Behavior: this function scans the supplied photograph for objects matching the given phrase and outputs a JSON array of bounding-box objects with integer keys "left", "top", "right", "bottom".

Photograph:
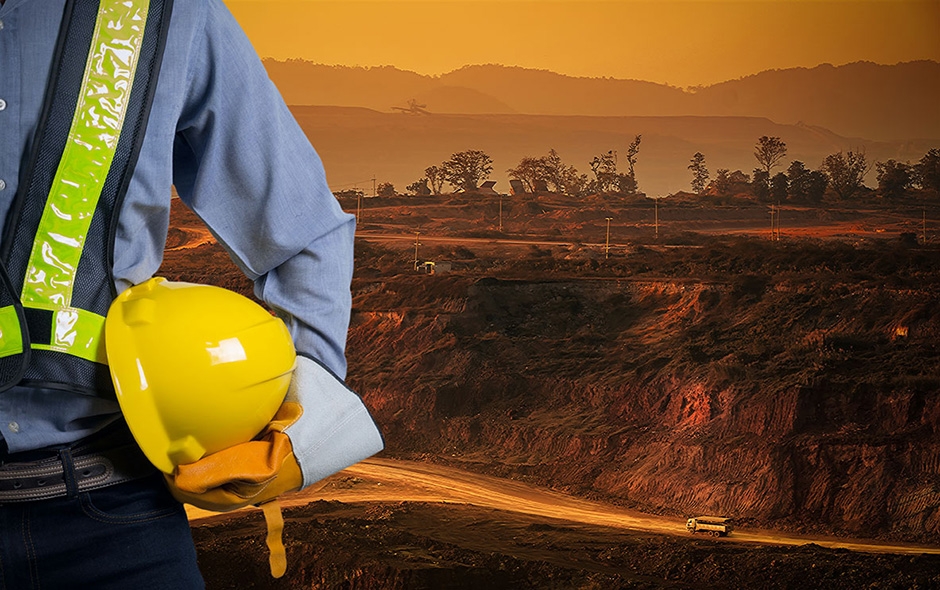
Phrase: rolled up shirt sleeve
[{"left": 170, "top": 0, "right": 353, "bottom": 378}]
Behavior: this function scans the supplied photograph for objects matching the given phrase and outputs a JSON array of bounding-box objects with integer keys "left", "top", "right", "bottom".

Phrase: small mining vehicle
[{"left": 686, "top": 516, "right": 733, "bottom": 537}]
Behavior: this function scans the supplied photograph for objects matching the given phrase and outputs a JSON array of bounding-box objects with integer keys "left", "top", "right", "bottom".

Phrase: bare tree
[
  {"left": 625, "top": 135, "right": 642, "bottom": 179},
  {"left": 754, "top": 136, "right": 788, "bottom": 178},
  {"left": 424, "top": 165, "right": 444, "bottom": 195},
  {"left": 688, "top": 152, "right": 709, "bottom": 194}
]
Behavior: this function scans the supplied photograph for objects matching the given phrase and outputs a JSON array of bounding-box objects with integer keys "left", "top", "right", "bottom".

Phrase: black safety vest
[{"left": 0, "top": 0, "right": 173, "bottom": 396}]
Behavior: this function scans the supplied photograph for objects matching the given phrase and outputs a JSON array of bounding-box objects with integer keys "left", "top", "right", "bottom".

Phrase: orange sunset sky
[{"left": 224, "top": 0, "right": 940, "bottom": 87}]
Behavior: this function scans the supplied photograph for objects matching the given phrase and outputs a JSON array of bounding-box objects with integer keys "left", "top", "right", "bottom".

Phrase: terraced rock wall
[{"left": 349, "top": 275, "right": 940, "bottom": 542}]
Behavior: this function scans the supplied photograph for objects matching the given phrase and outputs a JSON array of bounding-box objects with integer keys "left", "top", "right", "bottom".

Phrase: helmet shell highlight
[{"left": 106, "top": 277, "right": 296, "bottom": 473}]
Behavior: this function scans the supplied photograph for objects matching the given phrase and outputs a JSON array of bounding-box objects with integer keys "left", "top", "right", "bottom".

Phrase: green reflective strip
[
  {"left": 0, "top": 305, "right": 24, "bottom": 358},
  {"left": 27, "top": 305, "right": 108, "bottom": 365},
  {"left": 21, "top": 0, "right": 150, "bottom": 308}
]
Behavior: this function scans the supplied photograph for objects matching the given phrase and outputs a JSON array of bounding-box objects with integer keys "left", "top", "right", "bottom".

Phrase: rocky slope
[
  {"left": 347, "top": 237, "right": 940, "bottom": 543},
  {"left": 159, "top": 197, "right": 940, "bottom": 545}
]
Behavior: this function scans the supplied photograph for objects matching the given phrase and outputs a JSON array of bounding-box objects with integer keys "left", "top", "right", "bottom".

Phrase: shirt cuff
[{"left": 282, "top": 354, "right": 384, "bottom": 488}]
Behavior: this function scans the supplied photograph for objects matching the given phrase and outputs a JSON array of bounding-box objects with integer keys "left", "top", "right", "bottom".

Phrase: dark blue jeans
[{"left": 0, "top": 472, "right": 205, "bottom": 589}]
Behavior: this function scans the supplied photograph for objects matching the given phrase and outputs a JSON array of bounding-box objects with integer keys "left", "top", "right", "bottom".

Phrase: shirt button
[
  {"left": 0, "top": 99, "right": 6, "bottom": 111},
  {"left": 0, "top": 21, "right": 4, "bottom": 31},
  {"left": 0, "top": 179, "right": 6, "bottom": 191},
  {"left": 8, "top": 421, "right": 19, "bottom": 433}
]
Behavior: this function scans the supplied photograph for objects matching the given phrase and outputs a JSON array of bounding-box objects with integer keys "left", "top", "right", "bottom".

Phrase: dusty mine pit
[{"left": 162, "top": 194, "right": 940, "bottom": 588}]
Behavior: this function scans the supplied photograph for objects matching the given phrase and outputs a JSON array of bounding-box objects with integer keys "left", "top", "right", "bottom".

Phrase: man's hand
[
  {"left": 165, "top": 402, "right": 304, "bottom": 512},
  {"left": 164, "top": 355, "right": 384, "bottom": 512}
]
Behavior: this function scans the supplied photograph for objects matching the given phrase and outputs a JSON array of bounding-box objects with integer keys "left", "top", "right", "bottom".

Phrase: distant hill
[
  {"left": 289, "top": 106, "right": 936, "bottom": 197},
  {"left": 437, "top": 65, "right": 692, "bottom": 117},
  {"left": 263, "top": 62, "right": 437, "bottom": 110},
  {"left": 264, "top": 60, "right": 940, "bottom": 142},
  {"left": 689, "top": 61, "right": 940, "bottom": 143}
]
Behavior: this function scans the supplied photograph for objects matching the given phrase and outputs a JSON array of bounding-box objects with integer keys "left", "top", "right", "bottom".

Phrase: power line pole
[
  {"left": 605, "top": 217, "right": 613, "bottom": 259},
  {"left": 372, "top": 177, "right": 376, "bottom": 197},
  {"left": 499, "top": 195, "right": 503, "bottom": 232},
  {"left": 770, "top": 204, "right": 776, "bottom": 241},
  {"left": 654, "top": 198, "right": 659, "bottom": 239},
  {"left": 413, "top": 231, "right": 420, "bottom": 270}
]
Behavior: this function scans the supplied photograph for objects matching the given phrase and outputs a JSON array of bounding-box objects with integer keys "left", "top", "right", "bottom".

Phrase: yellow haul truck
[{"left": 686, "top": 516, "right": 733, "bottom": 537}]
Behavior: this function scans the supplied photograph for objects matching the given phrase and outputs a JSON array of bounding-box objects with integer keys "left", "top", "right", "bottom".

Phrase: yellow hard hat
[{"left": 105, "top": 277, "right": 296, "bottom": 473}]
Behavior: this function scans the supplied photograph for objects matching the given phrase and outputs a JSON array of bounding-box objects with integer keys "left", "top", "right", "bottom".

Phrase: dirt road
[
  {"left": 356, "top": 231, "right": 577, "bottom": 248},
  {"left": 187, "top": 457, "right": 940, "bottom": 556}
]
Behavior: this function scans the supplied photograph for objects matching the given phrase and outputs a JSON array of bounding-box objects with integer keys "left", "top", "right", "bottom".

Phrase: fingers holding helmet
[
  {"left": 106, "top": 277, "right": 383, "bottom": 514},
  {"left": 165, "top": 401, "right": 305, "bottom": 511}
]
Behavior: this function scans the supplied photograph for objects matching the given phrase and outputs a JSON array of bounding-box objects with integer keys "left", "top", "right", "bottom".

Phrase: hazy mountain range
[
  {"left": 266, "top": 60, "right": 940, "bottom": 142},
  {"left": 266, "top": 60, "right": 939, "bottom": 195}
]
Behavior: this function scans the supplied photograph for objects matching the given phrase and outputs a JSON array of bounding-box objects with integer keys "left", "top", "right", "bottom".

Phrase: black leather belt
[{"left": 0, "top": 427, "right": 156, "bottom": 503}]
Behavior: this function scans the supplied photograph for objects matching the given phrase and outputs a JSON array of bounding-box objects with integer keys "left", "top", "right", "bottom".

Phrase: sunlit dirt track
[
  {"left": 165, "top": 226, "right": 215, "bottom": 251},
  {"left": 188, "top": 457, "right": 940, "bottom": 556}
]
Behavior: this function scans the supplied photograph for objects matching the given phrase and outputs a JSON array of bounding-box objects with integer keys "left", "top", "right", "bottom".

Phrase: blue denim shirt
[{"left": 0, "top": 0, "right": 356, "bottom": 452}]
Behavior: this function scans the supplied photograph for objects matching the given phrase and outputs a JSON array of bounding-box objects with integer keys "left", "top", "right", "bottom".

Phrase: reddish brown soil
[
  {"left": 162, "top": 194, "right": 940, "bottom": 587},
  {"left": 191, "top": 501, "right": 940, "bottom": 589}
]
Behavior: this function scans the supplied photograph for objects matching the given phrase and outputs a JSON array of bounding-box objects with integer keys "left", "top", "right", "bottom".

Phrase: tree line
[
  {"left": 337, "top": 137, "right": 938, "bottom": 203},
  {"left": 388, "top": 135, "right": 645, "bottom": 198},
  {"left": 690, "top": 137, "right": 940, "bottom": 203}
]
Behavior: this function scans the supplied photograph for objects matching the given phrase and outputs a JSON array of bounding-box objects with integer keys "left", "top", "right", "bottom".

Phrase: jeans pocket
[{"left": 79, "top": 472, "right": 183, "bottom": 524}]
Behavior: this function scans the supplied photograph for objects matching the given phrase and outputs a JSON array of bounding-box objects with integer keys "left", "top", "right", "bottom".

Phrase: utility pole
[
  {"left": 499, "top": 194, "right": 503, "bottom": 232},
  {"left": 775, "top": 202, "right": 781, "bottom": 241},
  {"left": 924, "top": 209, "right": 928, "bottom": 245},
  {"left": 654, "top": 198, "right": 659, "bottom": 239},
  {"left": 770, "top": 204, "right": 776, "bottom": 241},
  {"left": 605, "top": 217, "right": 613, "bottom": 259},
  {"left": 413, "top": 231, "right": 420, "bottom": 270},
  {"left": 372, "top": 177, "right": 376, "bottom": 198},
  {"left": 356, "top": 191, "right": 362, "bottom": 225}
]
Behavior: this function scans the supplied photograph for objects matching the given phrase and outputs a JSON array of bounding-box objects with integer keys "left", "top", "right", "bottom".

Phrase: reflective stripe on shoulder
[{"left": 19, "top": 0, "right": 150, "bottom": 363}]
